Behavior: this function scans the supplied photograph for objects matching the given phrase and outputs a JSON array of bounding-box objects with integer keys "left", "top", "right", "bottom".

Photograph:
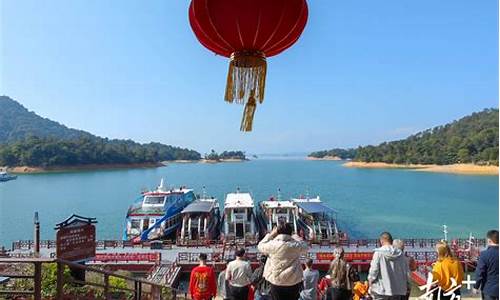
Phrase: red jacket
[{"left": 189, "top": 265, "right": 217, "bottom": 300}]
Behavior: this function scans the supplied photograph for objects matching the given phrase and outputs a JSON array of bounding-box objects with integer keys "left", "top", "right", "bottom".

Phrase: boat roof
[
  {"left": 143, "top": 188, "right": 193, "bottom": 196},
  {"left": 291, "top": 196, "right": 321, "bottom": 202},
  {"left": 143, "top": 178, "right": 192, "bottom": 195},
  {"left": 296, "top": 201, "right": 337, "bottom": 214},
  {"left": 260, "top": 200, "right": 296, "bottom": 209},
  {"left": 225, "top": 193, "right": 254, "bottom": 208},
  {"left": 182, "top": 199, "right": 217, "bottom": 214}
]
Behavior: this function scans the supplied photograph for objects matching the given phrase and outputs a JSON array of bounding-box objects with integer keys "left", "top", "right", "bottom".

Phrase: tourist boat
[
  {"left": 124, "top": 179, "right": 195, "bottom": 241},
  {"left": 0, "top": 171, "right": 17, "bottom": 182},
  {"left": 179, "top": 196, "right": 221, "bottom": 241},
  {"left": 292, "top": 196, "right": 344, "bottom": 243},
  {"left": 221, "top": 191, "right": 261, "bottom": 241},
  {"left": 258, "top": 198, "right": 299, "bottom": 234}
]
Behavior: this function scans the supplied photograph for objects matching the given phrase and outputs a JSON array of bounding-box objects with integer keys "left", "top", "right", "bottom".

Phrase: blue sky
[{"left": 1, "top": 0, "right": 498, "bottom": 154}]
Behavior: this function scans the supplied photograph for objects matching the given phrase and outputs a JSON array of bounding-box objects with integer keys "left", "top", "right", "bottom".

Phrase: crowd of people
[{"left": 189, "top": 225, "right": 499, "bottom": 300}]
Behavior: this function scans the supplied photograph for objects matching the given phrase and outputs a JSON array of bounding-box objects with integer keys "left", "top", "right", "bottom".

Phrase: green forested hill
[
  {"left": 310, "top": 108, "right": 499, "bottom": 165},
  {"left": 0, "top": 96, "right": 201, "bottom": 167},
  {"left": 308, "top": 148, "right": 357, "bottom": 160},
  {"left": 204, "top": 150, "right": 247, "bottom": 160},
  {"left": 0, "top": 96, "right": 93, "bottom": 142}
]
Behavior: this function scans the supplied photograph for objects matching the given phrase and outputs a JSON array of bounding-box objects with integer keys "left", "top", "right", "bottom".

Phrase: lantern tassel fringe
[
  {"left": 225, "top": 52, "right": 267, "bottom": 105},
  {"left": 240, "top": 96, "right": 257, "bottom": 132}
]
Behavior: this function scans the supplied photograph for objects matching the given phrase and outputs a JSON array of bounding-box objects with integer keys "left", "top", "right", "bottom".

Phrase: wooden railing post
[
  {"left": 137, "top": 282, "right": 142, "bottom": 300},
  {"left": 152, "top": 285, "right": 160, "bottom": 300},
  {"left": 104, "top": 274, "right": 110, "bottom": 300},
  {"left": 134, "top": 281, "right": 139, "bottom": 300},
  {"left": 34, "top": 261, "right": 42, "bottom": 300},
  {"left": 56, "top": 262, "right": 64, "bottom": 300}
]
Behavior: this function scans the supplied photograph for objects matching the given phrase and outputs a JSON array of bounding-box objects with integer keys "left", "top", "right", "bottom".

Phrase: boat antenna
[
  {"left": 442, "top": 225, "right": 448, "bottom": 241},
  {"left": 158, "top": 178, "right": 165, "bottom": 191},
  {"left": 277, "top": 188, "right": 281, "bottom": 201}
]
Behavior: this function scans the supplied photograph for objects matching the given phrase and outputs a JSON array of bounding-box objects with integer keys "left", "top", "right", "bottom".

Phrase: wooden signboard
[{"left": 55, "top": 215, "right": 97, "bottom": 262}]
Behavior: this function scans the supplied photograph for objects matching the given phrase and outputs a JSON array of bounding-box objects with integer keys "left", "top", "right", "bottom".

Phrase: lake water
[{"left": 0, "top": 159, "right": 498, "bottom": 246}]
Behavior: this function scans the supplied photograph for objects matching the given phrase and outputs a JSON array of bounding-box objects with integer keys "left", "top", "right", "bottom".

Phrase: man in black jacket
[{"left": 474, "top": 230, "right": 499, "bottom": 300}]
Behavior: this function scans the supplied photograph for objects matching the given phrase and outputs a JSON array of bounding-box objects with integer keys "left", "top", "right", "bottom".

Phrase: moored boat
[
  {"left": 0, "top": 171, "right": 17, "bottom": 182},
  {"left": 293, "top": 196, "right": 345, "bottom": 243},
  {"left": 124, "top": 179, "right": 194, "bottom": 242},
  {"left": 221, "top": 190, "right": 260, "bottom": 241},
  {"left": 179, "top": 196, "right": 221, "bottom": 242},
  {"left": 258, "top": 198, "right": 298, "bottom": 234}
]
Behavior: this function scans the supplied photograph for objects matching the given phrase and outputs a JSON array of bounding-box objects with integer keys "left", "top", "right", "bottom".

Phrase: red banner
[
  {"left": 315, "top": 252, "right": 373, "bottom": 261},
  {"left": 93, "top": 253, "right": 160, "bottom": 263}
]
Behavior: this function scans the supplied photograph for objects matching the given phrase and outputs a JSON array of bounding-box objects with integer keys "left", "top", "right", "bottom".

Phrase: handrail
[
  {"left": 58, "top": 259, "right": 167, "bottom": 288},
  {"left": 0, "top": 257, "right": 171, "bottom": 300}
]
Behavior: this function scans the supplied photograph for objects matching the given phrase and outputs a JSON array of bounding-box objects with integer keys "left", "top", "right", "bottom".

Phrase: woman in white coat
[{"left": 257, "top": 223, "right": 309, "bottom": 300}]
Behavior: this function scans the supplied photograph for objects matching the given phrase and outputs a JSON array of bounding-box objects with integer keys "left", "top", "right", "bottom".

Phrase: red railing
[
  {"left": 11, "top": 238, "right": 487, "bottom": 251},
  {"left": 91, "top": 252, "right": 161, "bottom": 263}
]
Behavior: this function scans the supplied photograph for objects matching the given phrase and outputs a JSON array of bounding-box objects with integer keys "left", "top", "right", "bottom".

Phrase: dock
[{"left": 6, "top": 237, "right": 485, "bottom": 290}]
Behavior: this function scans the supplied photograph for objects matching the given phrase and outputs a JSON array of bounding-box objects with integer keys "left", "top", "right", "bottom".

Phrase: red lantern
[{"left": 189, "top": 0, "right": 308, "bottom": 131}]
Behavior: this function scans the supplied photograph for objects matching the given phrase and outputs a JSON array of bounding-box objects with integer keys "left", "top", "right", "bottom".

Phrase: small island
[
  {"left": 308, "top": 109, "right": 499, "bottom": 175},
  {"left": 201, "top": 150, "right": 248, "bottom": 163}
]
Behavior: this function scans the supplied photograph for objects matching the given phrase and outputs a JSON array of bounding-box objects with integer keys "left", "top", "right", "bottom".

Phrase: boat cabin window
[
  {"left": 185, "top": 192, "right": 194, "bottom": 202},
  {"left": 275, "top": 208, "right": 289, "bottom": 214},
  {"left": 131, "top": 220, "right": 141, "bottom": 229},
  {"left": 144, "top": 196, "right": 165, "bottom": 205}
]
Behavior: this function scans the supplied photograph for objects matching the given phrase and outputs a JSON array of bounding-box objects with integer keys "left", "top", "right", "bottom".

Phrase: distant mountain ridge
[
  {"left": 0, "top": 96, "right": 94, "bottom": 143},
  {"left": 0, "top": 96, "right": 201, "bottom": 168},
  {"left": 309, "top": 108, "right": 499, "bottom": 165}
]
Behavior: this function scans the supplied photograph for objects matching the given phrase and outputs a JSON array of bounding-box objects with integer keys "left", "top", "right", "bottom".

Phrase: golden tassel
[
  {"left": 225, "top": 51, "right": 266, "bottom": 131},
  {"left": 225, "top": 51, "right": 267, "bottom": 104},
  {"left": 240, "top": 95, "right": 257, "bottom": 132}
]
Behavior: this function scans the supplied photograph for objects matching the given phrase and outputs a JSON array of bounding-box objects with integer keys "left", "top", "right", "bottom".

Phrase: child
[{"left": 352, "top": 280, "right": 369, "bottom": 300}]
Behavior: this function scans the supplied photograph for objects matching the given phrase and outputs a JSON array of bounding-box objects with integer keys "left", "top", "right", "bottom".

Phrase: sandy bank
[
  {"left": 343, "top": 162, "right": 498, "bottom": 175},
  {"left": 200, "top": 158, "right": 247, "bottom": 163},
  {"left": 164, "top": 160, "right": 198, "bottom": 163},
  {"left": 306, "top": 156, "right": 342, "bottom": 161},
  {"left": 6, "top": 162, "right": 164, "bottom": 174},
  {"left": 415, "top": 164, "right": 499, "bottom": 175}
]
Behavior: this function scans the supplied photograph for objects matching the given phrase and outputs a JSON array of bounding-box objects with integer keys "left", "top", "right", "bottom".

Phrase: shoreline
[
  {"left": 5, "top": 162, "right": 165, "bottom": 174},
  {"left": 199, "top": 158, "right": 247, "bottom": 163},
  {"left": 343, "top": 161, "right": 499, "bottom": 175},
  {"left": 306, "top": 156, "right": 342, "bottom": 161},
  {"left": 4, "top": 158, "right": 250, "bottom": 173}
]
